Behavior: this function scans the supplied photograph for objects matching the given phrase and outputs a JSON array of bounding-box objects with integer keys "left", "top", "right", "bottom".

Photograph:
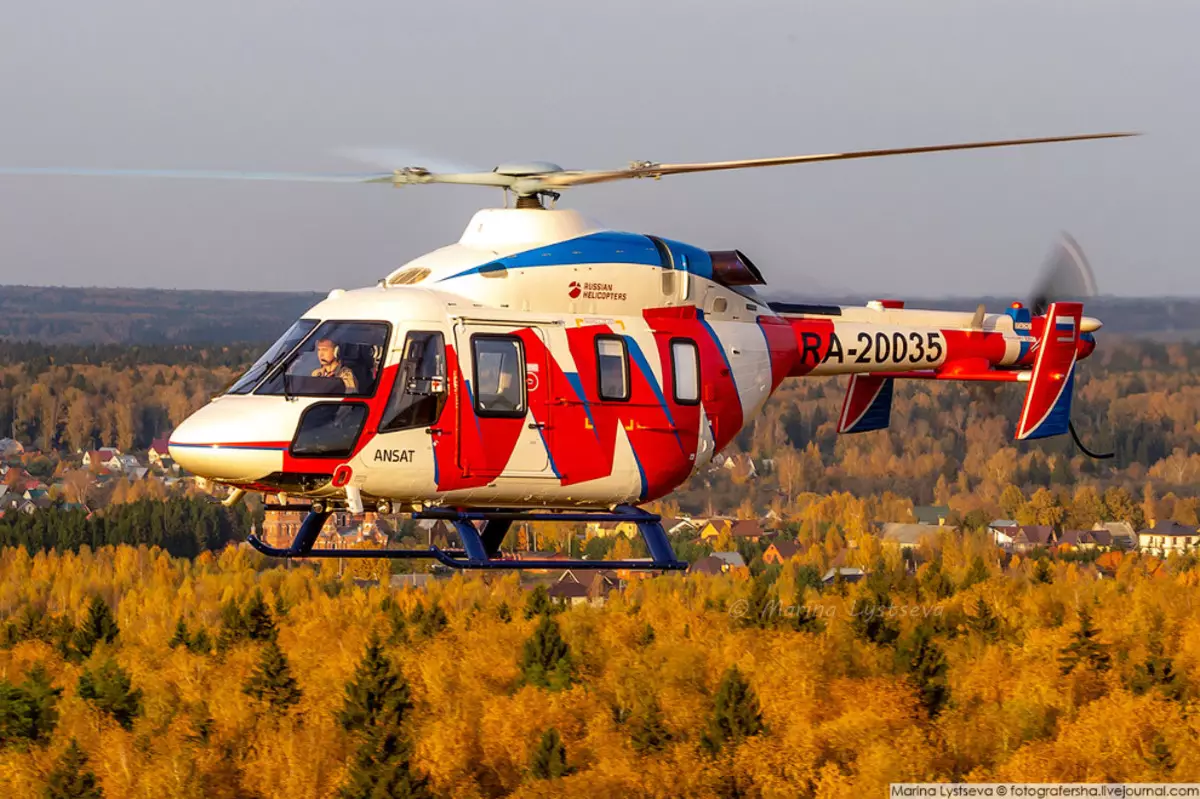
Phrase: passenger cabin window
[
  {"left": 257, "top": 321, "right": 390, "bottom": 398},
  {"left": 228, "top": 319, "right": 318, "bottom": 395},
  {"left": 671, "top": 339, "right": 700, "bottom": 404},
  {"left": 596, "top": 336, "right": 630, "bottom": 401},
  {"left": 381, "top": 332, "right": 447, "bottom": 431},
  {"left": 472, "top": 335, "right": 525, "bottom": 417}
]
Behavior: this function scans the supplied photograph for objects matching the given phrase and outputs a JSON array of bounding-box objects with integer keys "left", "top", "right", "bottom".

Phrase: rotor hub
[{"left": 492, "top": 161, "right": 564, "bottom": 177}]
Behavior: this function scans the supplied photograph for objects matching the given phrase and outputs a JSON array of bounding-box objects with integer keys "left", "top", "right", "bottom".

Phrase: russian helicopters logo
[{"left": 568, "top": 281, "right": 626, "bottom": 301}]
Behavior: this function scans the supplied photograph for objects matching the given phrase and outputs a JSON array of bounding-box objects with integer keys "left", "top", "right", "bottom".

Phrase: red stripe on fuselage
[
  {"left": 784, "top": 318, "right": 837, "bottom": 376},
  {"left": 431, "top": 342, "right": 525, "bottom": 491},
  {"left": 757, "top": 316, "right": 800, "bottom": 392}
]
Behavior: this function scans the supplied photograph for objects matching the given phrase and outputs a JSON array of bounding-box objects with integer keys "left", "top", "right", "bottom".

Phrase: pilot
[{"left": 312, "top": 338, "right": 358, "bottom": 393}]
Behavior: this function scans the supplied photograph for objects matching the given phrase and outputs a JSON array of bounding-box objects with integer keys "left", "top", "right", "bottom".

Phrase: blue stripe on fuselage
[{"left": 440, "top": 232, "right": 662, "bottom": 281}]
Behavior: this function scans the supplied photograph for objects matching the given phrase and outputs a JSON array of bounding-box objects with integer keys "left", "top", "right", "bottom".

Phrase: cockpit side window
[
  {"left": 257, "top": 321, "right": 390, "bottom": 398},
  {"left": 380, "top": 331, "right": 447, "bottom": 432},
  {"left": 228, "top": 319, "right": 318, "bottom": 395}
]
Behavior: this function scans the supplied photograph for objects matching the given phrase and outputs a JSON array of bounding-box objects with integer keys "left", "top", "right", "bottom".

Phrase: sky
[{"left": 0, "top": 0, "right": 1195, "bottom": 297}]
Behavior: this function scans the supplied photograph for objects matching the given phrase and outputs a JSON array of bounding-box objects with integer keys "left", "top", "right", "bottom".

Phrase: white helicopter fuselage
[{"left": 168, "top": 208, "right": 1097, "bottom": 512}]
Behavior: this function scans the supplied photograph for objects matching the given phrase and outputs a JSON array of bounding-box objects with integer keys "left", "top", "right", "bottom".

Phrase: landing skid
[{"left": 246, "top": 505, "right": 688, "bottom": 572}]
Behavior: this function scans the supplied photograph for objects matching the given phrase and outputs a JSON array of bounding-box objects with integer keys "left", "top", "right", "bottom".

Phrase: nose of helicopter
[{"left": 169, "top": 397, "right": 296, "bottom": 482}]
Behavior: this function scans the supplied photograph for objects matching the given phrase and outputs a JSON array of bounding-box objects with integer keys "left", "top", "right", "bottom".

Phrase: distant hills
[
  {"left": 0, "top": 285, "right": 1197, "bottom": 345},
  {"left": 0, "top": 285, "right": 321, "bottom": 344}
]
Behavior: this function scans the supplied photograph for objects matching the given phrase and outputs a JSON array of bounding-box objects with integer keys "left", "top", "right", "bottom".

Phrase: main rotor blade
[
  {"left": 333, "top": 146, "right": 481, "bottom": 175},
  {"left": 0, "top": 166, "right": 394, "bottom": 183},
  {"left": 533, "top": 131, "right": 1138, "bottom": 190}
]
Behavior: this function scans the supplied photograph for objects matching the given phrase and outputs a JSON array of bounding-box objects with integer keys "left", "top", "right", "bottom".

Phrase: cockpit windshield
[
  {"left": 256, "top": 321, "right": 390, "bottom": 397},
  {"left": 227, "top": 319, "right": 318, "bottom": 395}
]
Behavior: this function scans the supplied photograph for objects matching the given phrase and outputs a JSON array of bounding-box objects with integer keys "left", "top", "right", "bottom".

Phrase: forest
[
  {"left": 4, "top": 333, "right": 1200, "bottom": 528},
  {"left": 1, "top": 313, "right": 1200, "bottom": 795},
  {"left": 0, "top": 541, "right": 1199, "bottom": 797}
]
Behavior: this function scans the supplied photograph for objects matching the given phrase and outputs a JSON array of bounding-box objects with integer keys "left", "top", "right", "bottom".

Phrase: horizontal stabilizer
[
  {"left": 838, "top": 374, "right": 894, "bottom": 434},
  {"left": 1016, "top": 302, "right": 1082, "bottom": 440}
]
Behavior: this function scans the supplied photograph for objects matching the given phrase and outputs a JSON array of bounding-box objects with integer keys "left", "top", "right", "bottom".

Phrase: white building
[{"left": 1137, "top": 521, "right": 1199, "bottom": 557}]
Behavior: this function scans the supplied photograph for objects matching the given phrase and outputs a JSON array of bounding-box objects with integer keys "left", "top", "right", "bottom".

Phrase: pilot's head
[{"left": 316, "top": 338, "right": 339, "bottom": 367}]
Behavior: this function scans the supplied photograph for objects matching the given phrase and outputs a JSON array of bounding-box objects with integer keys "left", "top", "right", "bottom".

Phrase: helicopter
[{"left": 1, "top": 131, "right": 1133, "bottom": 570}]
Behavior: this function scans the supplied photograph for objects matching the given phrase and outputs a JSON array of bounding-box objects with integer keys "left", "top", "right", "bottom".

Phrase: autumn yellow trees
[{"left": 0, "top": 541, "right": 1197, "bottom": 796}]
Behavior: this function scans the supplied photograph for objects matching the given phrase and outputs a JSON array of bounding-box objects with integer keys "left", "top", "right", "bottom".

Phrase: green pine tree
[
  {"left": 850, "top": 589, "right": 900, "bottom": 646},
  {"left": 72, "top": 596, "right": 119, "bottom": 659},
  {"left": 77, "top": 660, "right": 142, "bottom": 731},
  {"left": 520, "top": 616, "right": 573, "bottom": 691},
  {"left": 1059, "top": 607, "right": 1112, "bottom": 675},
  {"left": 967, "top": 596, "right": 1001, "bottom": 642},
  {"left": 628, "top": 698, "right": 671, "bottom": 754},
  {"left": 339, "top": 728, "right": 430, "bottom": 799},
  {"left": 1033, "top": 558, "right": 1054, "bottom": 585},
  {"left": 21, "top": 664, "right": 61, "bottom": 745},
  {"left": 523, "top": 585, "right": 557, "bottom": 620},
  {"left": 168, "top": 617, "right": 190, "bottom": 649},
  {"left": 0, "top": 665, "right": 61, "bottom": 749},
  {"left": 701, "top": 665, "right": 763, "bottom": 754},
  {"left": 896, "top": 624, "right": 950, "bottom": 717},
  {"left": 528, "top": 728, "right": 569, "bottom": 780},
  {"left": 960, "top": 556, "right": 990, "bottom": 590},
  {"left": 338, "top": 634, "right": 411, "bottom": 734},
  {"left": 0, "top": 682, "right": 43, "bottom": 748},
  {"left": 412, "top": 603, "right": 447, "bottom": 639},
  {"left": 243, "top": 640, "right": 302, "bottom": 713},
  {"left": 1130, "top": 621, "right": 1185, "bottom": 701},
  {"left": 634, "top": 621, "right": 656, "bottom": 648},
  {"left": 186, "top": 627, "right": 212, "bottom": 655},
  {"left": 380, "top": 596, "right": 409, "bottom": 644},
  {"left": 496, "top": 602, "right": 512, "bottom": 623},
  {"left": 44, "top": 739, "right": 102, "bottom": 799},
  {"left": 741, "top": 576, "right": 774, "bottom": 629},
  {"left": 336, "top": 634, "right": 429, "bottom": 799},
  {"left": 216, "top": 597, "right": 248, "bottom": 651},
  {"left": 242, "top": 589, "right": 278, "bottom": 642}
]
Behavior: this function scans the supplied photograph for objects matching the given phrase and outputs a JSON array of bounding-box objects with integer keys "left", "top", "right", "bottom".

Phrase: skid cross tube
[{"left": 246, "top": 505, "right": 688, "bottom": 571}]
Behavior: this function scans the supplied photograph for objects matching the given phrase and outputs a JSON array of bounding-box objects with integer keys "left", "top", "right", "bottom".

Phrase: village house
[
  {"left": 988, "top": 520, "right": 1018, "bottom": 549},
  {"left": 699, "top": 518, "right": 768, "bottom": 544},
  {"left": 912, "top": 505, "right": 951, "bottom": 526},
  {"left": 822, "top": 566, "right": 867, "bottom": 586},
  {"left": 688, "top": 550, "right": 749, "bottom": 578},
  {"left": 1009, "top": 525, "right": 1056, "bottom": 554},
  {"left": 762, "top": 539, "right": 802, "bottom": 565},
  {"left": 1137, "top": 521, "right": 1199, "bottom": 557},
  {"left": 260, "top": 509, "right": 404, "bottom": 551},
  {"left": 1094, "top": 521, "right": 1136, "bottom": 550},
  {"left": 881, "top": 523, "right": 944, "bottom": 550},
  {"left": 1057, "top": 529, "right": 1114, "bottom": 551},
  {"left": 550, "top": 570, "right": 620, "bottom": 607},
  {"left": 663, "top": 517, "right": 700, "bottom": 537},
  {"left": 83, "top": 448, "right": 120, "bottom": 469},
  {"left": 148, "top": 439, "right": 171, "bottom": 463},
  {"left": 586, "top": 519, "right": 639, "bottom": 539}
]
